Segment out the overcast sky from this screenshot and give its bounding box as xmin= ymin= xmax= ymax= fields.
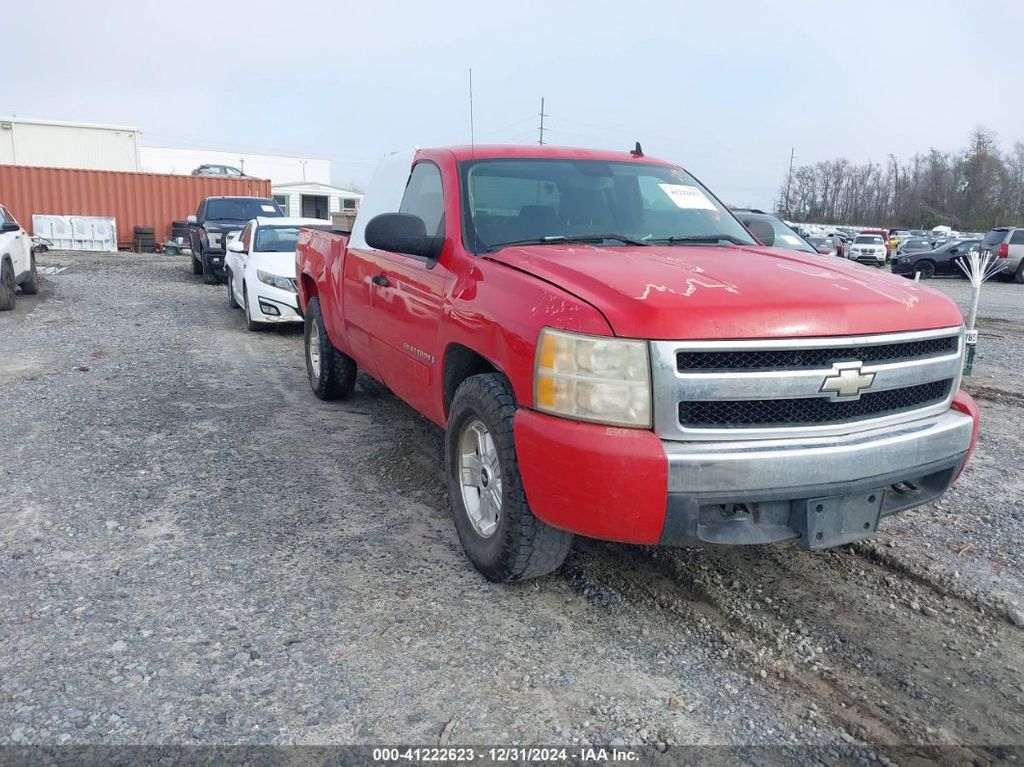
xmin=6 ymin=0 xmax=1023 ymax=208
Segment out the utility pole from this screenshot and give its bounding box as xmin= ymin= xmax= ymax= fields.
xmin=783 ymin=147 xmax=795 ymax=216
xmin=538 ymin=97 xmax=548 ymax=146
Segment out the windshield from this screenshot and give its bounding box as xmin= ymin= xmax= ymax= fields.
xmin=903 ymin=239 xmax=930 ymax=250
xmin=854 ymin=235 xmax=884 ymax=245
xmin=206 ymin=198 xmax=282 ymax=221
xmin=459 ymin=158 xmax=754 ymax=251
xmin=254 ymin=224 xmax=332 ymax=252
xmin=738 ymin=214 xmax=817 ymax=253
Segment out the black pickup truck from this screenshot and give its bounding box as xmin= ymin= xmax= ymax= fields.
xmin=188 ymin=196 xmax=284 ymax=284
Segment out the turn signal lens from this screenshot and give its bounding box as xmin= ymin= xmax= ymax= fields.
xmin=534 ymin=328 xmax=652 ymax=428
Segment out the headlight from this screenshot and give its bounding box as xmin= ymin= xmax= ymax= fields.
xmin=534 ymin=328 xmax=651 ymax=428
xmin=257 ymin=269 xmax=296 ymax=292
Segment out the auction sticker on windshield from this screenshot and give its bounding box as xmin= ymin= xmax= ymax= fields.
xmin=657 ymin=183 xmax=717 ymax=211
xmin=261 ymin=204 xmax=277 ymax=213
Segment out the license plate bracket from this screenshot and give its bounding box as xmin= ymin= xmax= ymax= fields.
xmin=792 ymin=490 xmax=885 ymax=549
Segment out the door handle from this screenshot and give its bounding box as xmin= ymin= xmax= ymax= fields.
xmin=371 ymin=274 xmax=391 ymax=287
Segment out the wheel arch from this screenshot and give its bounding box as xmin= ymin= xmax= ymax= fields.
xmin=442 ymin=343 xmax=506 ymax=418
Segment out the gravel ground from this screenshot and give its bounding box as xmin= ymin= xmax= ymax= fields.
xmin=0 ymin=253 xmax=1021 ymax=760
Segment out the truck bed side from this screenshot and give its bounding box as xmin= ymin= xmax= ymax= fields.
xmin=296 ymin=227 xmax=350 ymax=345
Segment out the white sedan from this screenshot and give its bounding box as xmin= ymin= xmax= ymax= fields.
xmin=224 ymin=216 xmax=332 ymax=330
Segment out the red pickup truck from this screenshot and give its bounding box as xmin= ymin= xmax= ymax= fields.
xmin=295 ymin=145 xmax=979 ymax=582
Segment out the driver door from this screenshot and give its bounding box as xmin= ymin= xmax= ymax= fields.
xmin=365 ymin=161 xmax=452 ymax=416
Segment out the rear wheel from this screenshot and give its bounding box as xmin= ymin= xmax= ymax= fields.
xmin=304 ymin=297 xmax=357 ymax=400
xmin=1015 ymin=260 xmax=1024 ymax=285
xmin=914 ymin=260 xmax=935 ymax=279
xmin=445 ymin=373 xmax=572 ymax=582
xmin=0 ymin=260 xmax=15 ymax=311
xmin=20 ymin=253 xmax=39 ymax=295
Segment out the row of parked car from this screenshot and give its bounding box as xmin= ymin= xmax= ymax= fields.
xmin=743 ymin=212 xmax=1024 ymax=283
xmin=184 ymin=195 xmax=333 ymax=329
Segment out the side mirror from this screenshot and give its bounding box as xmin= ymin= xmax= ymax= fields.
xmin=187 ymin=215 xmax=198 ymax=225
xmin=227 ymin=240 xmax=245 ymax=253
xmin=365 ymin=213 xmax=442 ymax=262
xmin=746 ymin=219 xmax=776 ymax=246
xmin=1 ymin=221 xmax=19 ymax=233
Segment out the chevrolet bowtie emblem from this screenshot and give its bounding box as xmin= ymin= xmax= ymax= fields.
xmin=820 ymin=362 xmax=875 ymax=400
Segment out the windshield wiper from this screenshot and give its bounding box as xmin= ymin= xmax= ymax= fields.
xmin=486 ymin=234 xmax=649 ymax=252
xmin=650 ymin=234 xmax=751 ymax=246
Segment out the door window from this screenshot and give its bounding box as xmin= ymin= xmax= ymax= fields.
xmin=400 ymin=163 xmax=445 ymax=237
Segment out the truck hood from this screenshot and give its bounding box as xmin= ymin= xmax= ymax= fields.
xmin=485 ymin=244 xmax=964 ymax=340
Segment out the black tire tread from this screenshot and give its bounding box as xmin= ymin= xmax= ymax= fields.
xmin=226 ymin=268 xmax=239 ymax=308
xmin=0 ymin=260 xmax=15 ymax=311
xmin=243 ymin=287 xmax=262 ymax=332
xmin=446 ymin=373 xmax=572 ymax=582
xmin=1015 ymin=260 xmax=1024 ymax=285
xmin=20 ymin=254 xmax=39 ymax=295
xmin=304 ymin=297 xmax=356 ymax=400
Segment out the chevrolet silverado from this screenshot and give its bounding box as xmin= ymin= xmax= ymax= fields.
xmin=294 ymin=145 xmax=979 ymax=582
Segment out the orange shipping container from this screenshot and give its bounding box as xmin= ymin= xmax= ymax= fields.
xmin=0 ymin=164 xmax=272 ymax=248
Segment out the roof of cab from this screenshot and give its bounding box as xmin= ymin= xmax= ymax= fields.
xmin=434 ymin=144 xmax=674 ymax=165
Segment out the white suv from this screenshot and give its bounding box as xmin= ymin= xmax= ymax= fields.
xmin=0 ymin=204 xmax=39 ymax=311
xmin=849 ymin=234 xmax=888 ymax=267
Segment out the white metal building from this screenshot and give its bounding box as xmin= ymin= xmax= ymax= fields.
xmin=141 ymin=146 xmax=331 ymax=186
xmin=0 ymin=116 xmax=141 ymax=171
xmin=271 ymin=181 xmax=362 ymax=219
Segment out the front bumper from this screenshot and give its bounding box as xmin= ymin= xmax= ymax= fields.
xmin=251 ymin=281 xmax=301 ymax=323
xmin=514 ymin=396 xmax=977 ymax=548
xmin=853 ymin=252 xmax=887 ymax=264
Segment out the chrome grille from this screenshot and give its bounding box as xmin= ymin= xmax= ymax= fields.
xmin=650 ymin=327 xmax=964 ymax=441
xmin=677 ymin=336 xmax=956 ymax=371
xmin=679 ymin=379 xmax=952 ymax=428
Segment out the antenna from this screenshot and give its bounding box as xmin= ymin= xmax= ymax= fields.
xmin=630 ymin=142 xmax=644 ymax=157
xmin=538 ymin=97 xmax=548 ymax=146
xmin=468 ymin=68 xmax=475 ymax=149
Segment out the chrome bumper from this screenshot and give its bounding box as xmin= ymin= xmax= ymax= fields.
xmin=665 ymin=409 xmax=973 ymax=495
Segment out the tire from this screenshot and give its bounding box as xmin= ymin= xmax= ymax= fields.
xmin=243 ymin=286 xmax=262 ymax=332
xmin=914 ymin=260 xmax=935 ymax=279
xmin=20 ymin=253 xmax=39 ymax=295
xmin=0 ymin=259 xmax=15 ymax=311
xmin=202 ymin=252 xmax=219 ymax=285
xmin=304 ymin=296 xmax=356 ymax=400
xmin=445 ymin=373 xmax=572 ymax=582
xmin=226 ymin=268 xmax=239 ymax=308
xmin=191 ymin=253 xmax=203 ymax=275
xmin=1015 ymin=260 xmax=1024 ymax=285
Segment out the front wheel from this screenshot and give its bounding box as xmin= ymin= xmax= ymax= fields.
xmin=202 ymin=253 xmax=219 ymax=285
xmin=914 ymin=260 xmax=935 ymax=279
xmin=304 ymin=297 xmax=356 ymax=400
xmin=226 ymin=268 xmax=239 ymax=308
xmin=243 ymin=286 xmax=262 ymax=332
xmin=0 ymin=260 xmax=15 ymax=311
xmin=20 ymin=253 xmax=39 ymax=295
xmin=445 ymin=373 xmax=572 ymax=582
